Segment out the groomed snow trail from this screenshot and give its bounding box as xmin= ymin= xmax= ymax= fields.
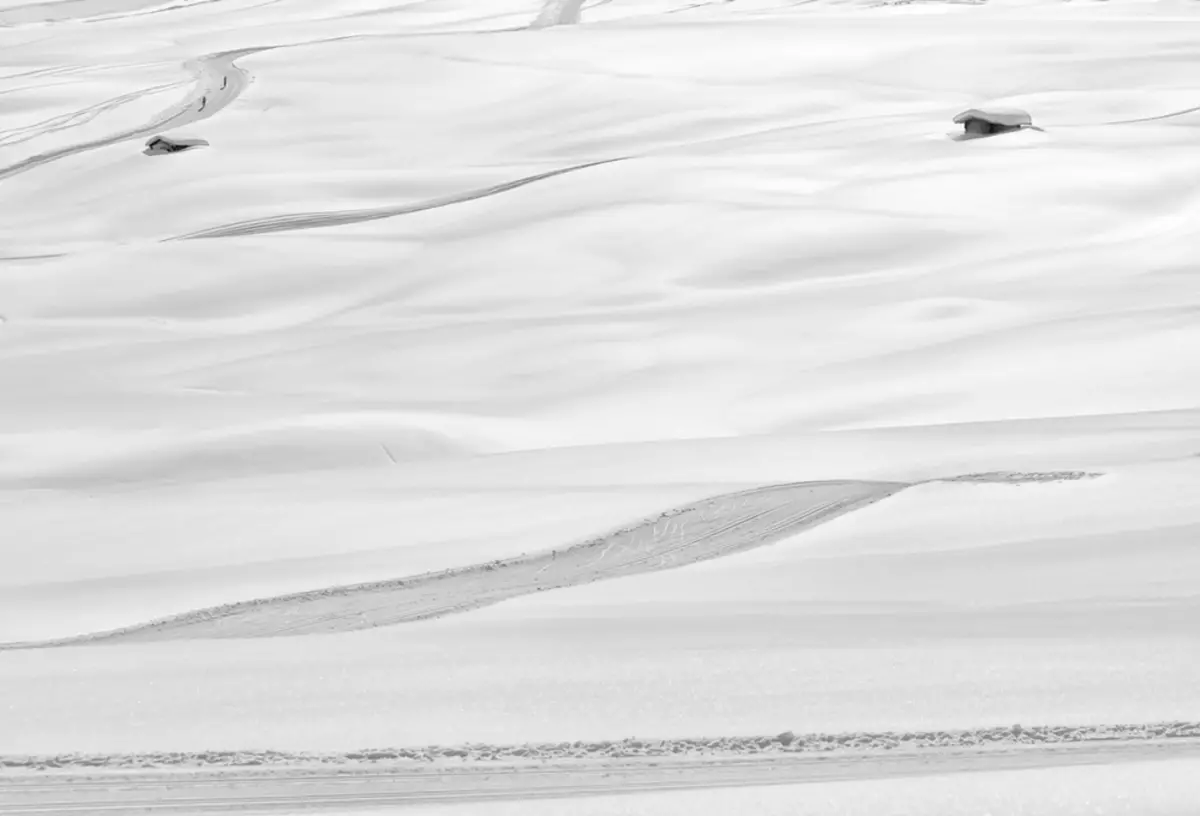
xmin=0 ymin=480 xmax=904 ymax=648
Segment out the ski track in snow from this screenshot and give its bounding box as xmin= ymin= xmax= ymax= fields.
xmin=0 ymin=48 xmax=253 ymax=182
xmin=0 ymin=472 xmax=1097 ymax=649
xmin=0 ymin=0 xmax=238 ymax=25
xmin=0 ymin=0 xmax=604 ymax=190
xmin=0 ymin=80 xmax=187 ymax=150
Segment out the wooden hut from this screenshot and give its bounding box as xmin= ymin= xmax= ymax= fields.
xmin=144 ymin=135 xmax=209 ymax=155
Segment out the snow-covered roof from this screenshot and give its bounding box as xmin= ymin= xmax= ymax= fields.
xmin=953 ymin=108 xmax=1034 ymax=127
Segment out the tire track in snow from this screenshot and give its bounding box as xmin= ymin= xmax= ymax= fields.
xmin=0 ymin=48 xmax=256 ymax=182
xmin=0 ymin=480 xmax=904 ymax=648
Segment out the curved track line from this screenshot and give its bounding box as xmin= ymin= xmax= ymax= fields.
xmin=1050 ymin=104 xmax=1200 ymax=129
xmin=0 ymin=480 xmax=905 ymax=649
xmin=0 ymin=80 xmax=186 ymax=148
xmin=0 ymin=0 xmax=272 ymax=26
xmin=1103 ymin=103 xmax=1200 ymax=126
xmin=167 ymin=157 xmax=627 ymax=241
xmin=0 ymin=48 xmax=255 ymax=183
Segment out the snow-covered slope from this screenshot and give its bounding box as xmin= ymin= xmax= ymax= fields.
xmin=1 ymin=0 xmax=1199 ymax=774
xmin=395 ymin=759 xmax=1200 ymax=816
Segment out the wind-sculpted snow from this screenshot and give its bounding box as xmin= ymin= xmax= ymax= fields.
xmin=0 ymin=480 xmax=905 ymax=647
xmin=0 ymin=470 xmax=1106 ymax=649
xmin=3 ymin=0 xmax=1200 ymax=785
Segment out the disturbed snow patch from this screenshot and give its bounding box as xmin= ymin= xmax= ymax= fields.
xmin=4 ymin=722 xmax=1197 ymax=770
xmin=937 ymin=471 xmax=1102 ymax=484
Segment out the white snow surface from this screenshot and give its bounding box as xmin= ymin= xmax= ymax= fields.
xmin=387 ymin=759 xmax=1200 ymax=816
xmin=2 ymin=0 xmax=1200 ymax=779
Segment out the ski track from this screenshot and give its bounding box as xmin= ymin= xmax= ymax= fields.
xmin=0 ymin=471 xmax=1097 ymax=650
xmin=0 ymin=0 xmax=216 ymax=26
xmin=0 ymin=48 xmax=254 ymax=183
xmin=1102 ymin=104 xmax=1200 ymax=126
xmin=0 ymin=81 xmax=186 ymax=149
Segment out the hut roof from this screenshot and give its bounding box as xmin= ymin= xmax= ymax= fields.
xmin=953 ymin=108 xmax=1033 ymax=128
xmin=144 ymin=135 xmax=209 ymax=155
